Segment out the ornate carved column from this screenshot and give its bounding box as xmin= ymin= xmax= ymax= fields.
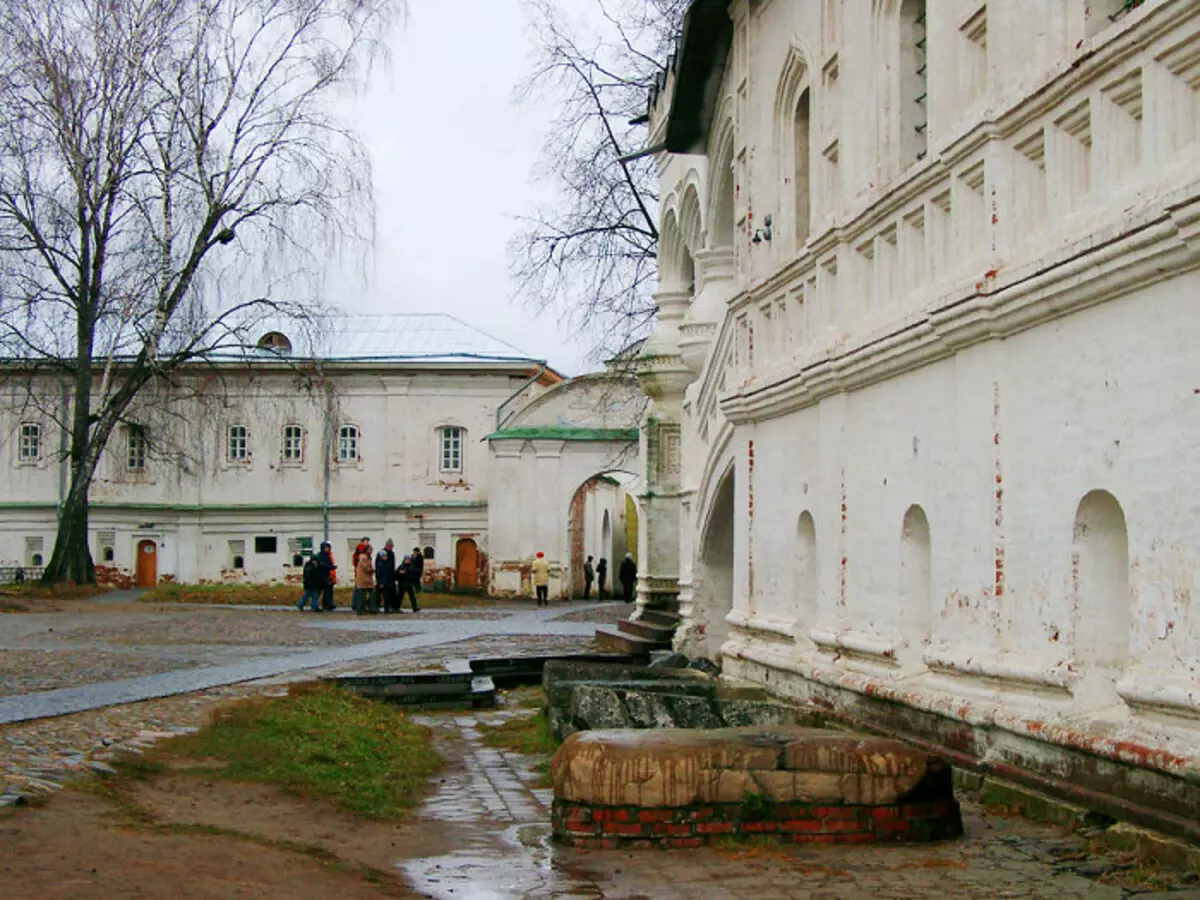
xmin=633 ymin=288 xmax=696 ymax=618
xmin=679 ymin=247 xmax=736 ymax=375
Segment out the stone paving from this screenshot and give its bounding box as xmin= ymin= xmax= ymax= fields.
xmin=405 ymin=707 xmax=1149 ymax=900
xmin=0 ymin=600 xmax=614 ymax=804
xmin=0 ymin=602 xmax=613 ymax=723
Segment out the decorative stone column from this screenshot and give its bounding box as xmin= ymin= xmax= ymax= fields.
xmin=633 ymin=288 xmax=697 ymax=619
xmin=679 ymin=247 xmax=735 ymax=375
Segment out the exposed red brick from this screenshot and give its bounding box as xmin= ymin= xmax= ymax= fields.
xmin=666 ymin=837 xmax=705 ymax=849
xmin=696 ymin=822 xmax=735 ymax=835
xmin=652 ymin=823 xmax=693 ymax=837
xmin=812 ymin=805 xmax=858 ymax=820
xmin=564 ymin=806 xmax=592 ymax=823
xmin=780 ymin=819 xmax=825 ymax=833
xmin=638 ymin=809 xmax=674 ymax=823
xmin=785 ymin=833 xmax=839 ymax=844
xmin=593 ymin=808 xmax=632 ymax=823
xmin=870 ymin=805 xmax=903 ymax=820
xmin=602 ymin=822 xmax=645 ymax=836
xmin=740 ymin=821 xmax=778 ymax=833
xmin=821 ymin=819 xmax=867 ymax=834
xmin=565 ymin=821 xmax=597 ymax=835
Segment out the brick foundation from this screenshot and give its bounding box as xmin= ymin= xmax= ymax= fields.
xmin=552 ymin=797 xmax=963 ymax=849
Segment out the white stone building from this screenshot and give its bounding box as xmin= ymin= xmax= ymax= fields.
xmin=0 ymin=314 xmax=567 ymax=589
xmin=486 ymin=369 xmax=644 ymax=599
xmin=638 ymin=0 xmax=1200 ymax=839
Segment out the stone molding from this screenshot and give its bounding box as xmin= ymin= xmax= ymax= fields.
xmin=720 ymin=192 xmax=1200 ymax=424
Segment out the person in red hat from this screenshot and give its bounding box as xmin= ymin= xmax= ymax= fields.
xmin=531 ymin=551 xmax=550 ymax=606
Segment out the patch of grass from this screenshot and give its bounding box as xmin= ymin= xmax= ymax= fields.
xmin=140 ymin=582 xmax=530 ymax=609
xmin=161 ymin=682 xmax=441 ymax=819
xmin=501 ymin=687 xmax=546 ymax=710
xmin=476 ymin=711 xmax=558 ymax=757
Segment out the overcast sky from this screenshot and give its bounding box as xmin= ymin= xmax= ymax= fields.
xmin=343 ymin=1 xmax=596 ymax=376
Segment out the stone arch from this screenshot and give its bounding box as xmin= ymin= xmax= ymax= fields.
xmin=1070 ymin=489 xmax=1130 ymax=708
xmin=678 ymin=182 xmax=704 ymax=258
xmin=898 ymin=504 xmax=932 ymax=669
xmin=707 ymin=115 xmax=736 ymax=249
xmin=567 ymin=469 xmax=638 ymax=598
xmin=795 ymin=511 xmax=818 ymax=637
xmin=774 ymin=42 xmax=815 ymax=248
xmin=696 ymin=463 xmax=736 ymax=658
xmin=872 ymin=0 xmax=928 ymax=176
xmin=658 ymin=209 xmax=694 ymax=291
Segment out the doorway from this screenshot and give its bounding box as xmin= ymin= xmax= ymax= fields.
xmin=455 ymin=538 xmax=479 ymax=591
xmin=135 ymin=539 xmax=158 ymax=587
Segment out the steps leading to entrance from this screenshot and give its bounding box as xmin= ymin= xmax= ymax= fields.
xmin=594 ymin=606 xmax=681 ymax=656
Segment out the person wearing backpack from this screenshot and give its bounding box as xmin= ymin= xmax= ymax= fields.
xmin=298 ymin=554 xmax=321 ymax=612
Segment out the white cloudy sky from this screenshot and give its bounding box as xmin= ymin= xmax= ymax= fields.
xmin=342 ymin=1 xmax=596 ymax=376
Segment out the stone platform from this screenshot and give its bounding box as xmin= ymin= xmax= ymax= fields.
xmin=550 ymin=725 xmax=963 ymax=849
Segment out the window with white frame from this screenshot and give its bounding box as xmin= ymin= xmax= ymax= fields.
xmin=18 ymin=423 xmax=40 ymax=462
xmin=337 ymin=424 xmax=359 ymax=462
xmin=227 ymin=424 xmax=249 ymax=462
xmin=282 ymin=424 xmax=304 ymax=462
xmin=127 ymin=425 xmax=148 ymax=472
xmin=439 ymin=426 xmax=463 ymax=472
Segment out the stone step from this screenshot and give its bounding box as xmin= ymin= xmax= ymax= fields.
xmin=640 ymin=609 xmax=681 ymax=629
xmin=594 ymin=625 xmax=662 ymax=657
xmin=618 ymin=618 xmax=676 ymax=643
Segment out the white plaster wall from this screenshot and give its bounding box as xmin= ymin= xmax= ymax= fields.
xmin=0 ymin=365 xmax=531 ymax=583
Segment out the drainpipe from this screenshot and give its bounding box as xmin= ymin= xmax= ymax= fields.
xmin=495 ymin=363 xmax=547 ymax=432
xmin=617 ymin=141 xmax=667 ymax=164
xmin=322 ymin=381 xmax=333 ymax=543
xmin=56 ymin=380 xmax=69 ymax=523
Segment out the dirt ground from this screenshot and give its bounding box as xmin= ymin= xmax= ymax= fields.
xmin=0 ymin=761 xmax=461 ymax=898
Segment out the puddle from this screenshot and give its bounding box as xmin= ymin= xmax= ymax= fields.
xmin=400 ymin=714 xmax=607 ymax=899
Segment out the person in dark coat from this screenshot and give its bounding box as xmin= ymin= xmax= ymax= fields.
xmin=619 ymin=553 xmax=637 ymax=603
xmin=375 ymin=539 xmax=398 ymax=613
xmin=313 ymin=542 xmax=337 ymax=611
xmin=298 ymin=555 xmax=320 ymax=611
xmin=397 ymin=554 xmax=421 ymax=612
xmin=583 ymin=555 xmax=595 ymax=600
xmin=411 ymin=547 xmax=425 ymax=594
xmin=596 ymin=557 xmax=608 ymax=599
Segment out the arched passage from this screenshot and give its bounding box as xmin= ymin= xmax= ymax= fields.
xmin=1071 ymin=490 xmax=1130 ymax=707
xmin=695 ymin=467 xmax=735 ymax=657
xmin=899 ymin=504 xmax=932 ymax=669
xmin=567 ymin=470 xmax=638 ymax=598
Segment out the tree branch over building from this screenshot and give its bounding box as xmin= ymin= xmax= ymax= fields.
xmin=0 ymin=0 xmax=400 ymax=584
xmin=510 ymin=0 xmax=685 ymax=361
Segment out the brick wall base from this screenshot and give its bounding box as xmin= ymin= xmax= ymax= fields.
xmin=552 ymin=798 xmax=963 ymax=849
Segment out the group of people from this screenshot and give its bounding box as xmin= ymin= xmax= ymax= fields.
xmin=531 ymin=550 xmax=636 ymax=605
xmin=298 ymin=537 xmax=423 ymax=614
xmin=580 ymin=552 xmax=637 ymax=602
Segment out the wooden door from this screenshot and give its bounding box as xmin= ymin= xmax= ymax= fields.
xmin=454 ymin=538 xmax=478 ymax=590
xmin=136 ymin=540 xmax=158 ymax=587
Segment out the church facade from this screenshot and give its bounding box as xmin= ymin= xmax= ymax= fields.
xmin=638 ymin=0 xmax=1200 ymax=839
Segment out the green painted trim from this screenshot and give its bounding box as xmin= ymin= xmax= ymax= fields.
xmin=0 ymin=501 xmax=487 ymax=513
xmin=485 ymin=426 xmax=639 ymax=442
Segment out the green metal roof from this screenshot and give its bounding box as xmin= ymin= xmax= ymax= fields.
xmin=485 ymin=426 xmax=639 ymax=443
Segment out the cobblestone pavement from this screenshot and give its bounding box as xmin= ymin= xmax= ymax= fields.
xmin=403 ymin=708 xmax=1138 ymax=900
xmin=0 ymin=602 xmax=616 ymax=804
xmin=0 ymin=602 xmax=618 ymax=723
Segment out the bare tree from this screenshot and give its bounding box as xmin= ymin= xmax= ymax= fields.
xmin=0 ymin=0 xmax=399 ymax=584
xmin=511 ymin=0 xmax=686 ymax=361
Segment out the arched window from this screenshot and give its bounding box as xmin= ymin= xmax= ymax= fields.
xmin=775 ymin=48 xmax=813 ymax=249
xmin=900 ymin=0 xmax=928 ymax=163
xmin=794 ymin=89 xmax=812 ymax=245
xmin=257 ymin=331 xmax=292 ymax=354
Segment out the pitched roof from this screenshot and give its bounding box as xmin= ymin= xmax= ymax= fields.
xmin=292 ymin=313 xmax=541 ymax=363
